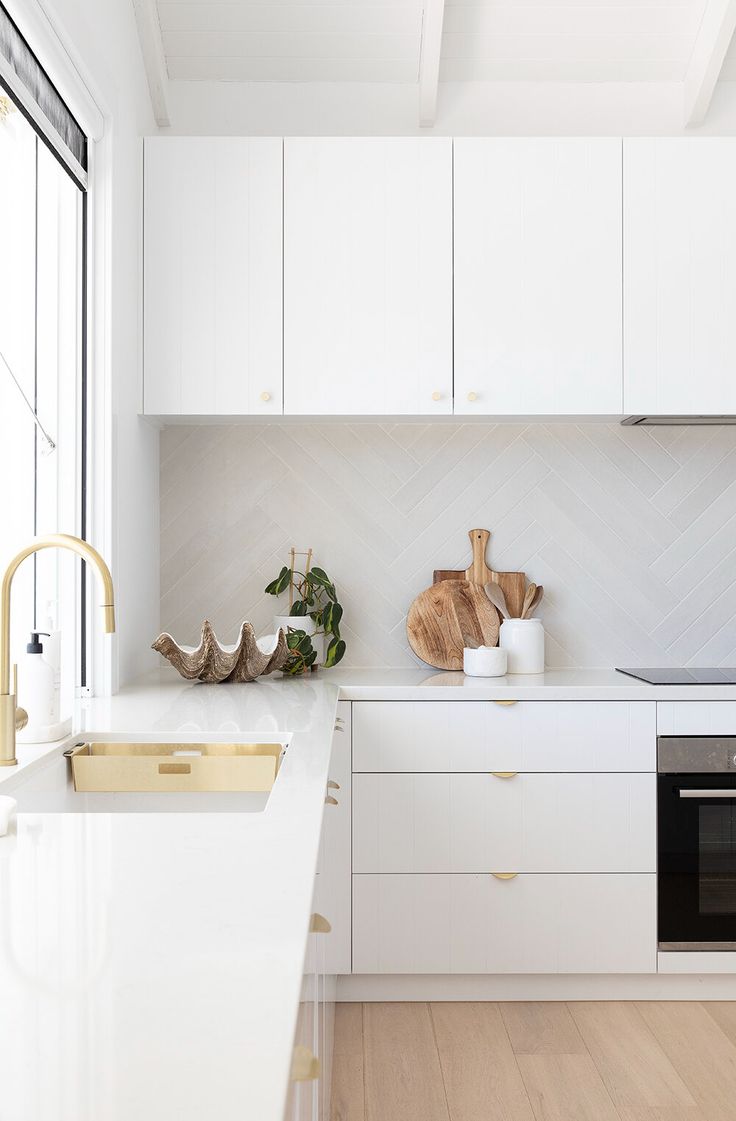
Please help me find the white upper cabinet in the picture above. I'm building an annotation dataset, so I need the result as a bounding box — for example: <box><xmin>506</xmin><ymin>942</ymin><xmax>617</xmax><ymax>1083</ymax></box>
<box><xmin>454</xmin><ymin>139</ymin><xmax>623</xmax><ymax>415</ymax></box>
<box><xmin>283</xmin><ymin>138</ymin><xmax>453</xmax><ymax>415</ymax></box>
<box><xmin>144</xmin><ymin>138</ymin><xmax>282</xmax><ymax>415</ymax></box>
<box><xmin>624</xmin><ymin>139</ymin><xmax>736</xmax><ymax>416</ymax></box>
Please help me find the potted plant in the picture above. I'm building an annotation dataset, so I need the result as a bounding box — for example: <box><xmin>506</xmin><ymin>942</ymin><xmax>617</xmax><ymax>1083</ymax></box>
<box><xmin>265</xmin><ymin>549</ymin><xmax>346</xmax><ymax>675</ymax></box>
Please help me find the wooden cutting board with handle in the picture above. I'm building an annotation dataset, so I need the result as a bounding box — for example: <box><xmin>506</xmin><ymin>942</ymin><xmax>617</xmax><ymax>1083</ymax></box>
<box><xmin>407</xmin><ymin>580</ymin><xmax>500</xmax><ymax>671</ymax></box>
<box><xmin>434</xmin><ymin>529</ymin><xmax>527</xmax><ymax>619</ymax></box>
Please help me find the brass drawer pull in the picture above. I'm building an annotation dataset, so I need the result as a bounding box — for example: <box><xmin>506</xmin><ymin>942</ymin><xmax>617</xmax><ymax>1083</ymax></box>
<box><xmin>334</xmin><ymin>725</ymin><xmax>344</xmax><ymax>733</ymax></box>
<box><xmin>493</xmin><ymin>700</ymin><xmax>518</xmax><ymax>706</ymax></box>
<box><xmin>158</xmin><ymin>763</ymin><xmax>191</xmax><ymax>775</ymax></box>
<box><xmin>291</xmin><ymin>1045</ymin><xmax>320</xmax><ymax>1082</ymax></box>
<box><xmin>325</xmin><ymin>794</ymin><xmax>338</xmax><ymax>806</ymax></box>
<box><xmin>492</xmin><ymin>872</ymin><xmax>518</xmax><ymax>880</ymax></box>
<box><xmin>327</xmin><ymin>780</ymin><xmax>340</xmax><ymax>790</ymax></box>
<box><xmin>490</xmin><ymin>771</ymin><xmax>518</xmax><ymax>779</ymax></box>
<box><xmin>310</xmin><ymin>912</ymin><xmax>332</xmax><ymax>934</ymax></box>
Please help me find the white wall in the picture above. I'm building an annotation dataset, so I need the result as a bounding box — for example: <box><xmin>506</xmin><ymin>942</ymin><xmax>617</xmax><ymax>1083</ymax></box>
<box><xmin>164</xmin><ymin>79</ymin><xmax>736</xmax><ymax>137</ymax></box>
<box><xmin>160</xmin><ymin>422</ymin><xmax>736</xmax><ymax>671</ymax></box>
<box><xmin>37</xmin><ymin>0</ymin><xmax>161</xmax><ymax>688</ymax></box>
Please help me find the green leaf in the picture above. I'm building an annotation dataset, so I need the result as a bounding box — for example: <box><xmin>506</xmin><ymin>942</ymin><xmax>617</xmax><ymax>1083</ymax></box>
<box><xmin>264</xmin><ymin>566</ymin><xmax>291</xmax><ymax>596</ymax></box>
<box><xmin>290</xmin><ymin>600</ymin><xmax>309</xmax><ymax>617</ymax></box>
<box><xmin>309</xmin><ymin>609</ymin><xmax>324</xmax><ymax>628</ymax></box>
<box><xmin>324</xmin><ymin>637</ymin><xmax>346</xmax><ymax>668</ymax></box>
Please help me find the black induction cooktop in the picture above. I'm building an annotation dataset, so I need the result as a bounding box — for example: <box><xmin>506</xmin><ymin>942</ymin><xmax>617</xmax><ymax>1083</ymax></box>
<box><xmin>616</xmin><ymin>667</ymin><xmax>736</xmax><ymax>685</ymax></box>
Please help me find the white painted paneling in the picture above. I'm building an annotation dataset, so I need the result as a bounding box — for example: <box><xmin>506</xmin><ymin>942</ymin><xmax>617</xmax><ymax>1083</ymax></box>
<box><xmin>144</xmin><ymin>137</ymin><xmax>282</xmax><ymax>415</ymax></box>
<box><xmin>316</xmin><ymin>702</ymin><xmax>352</xmax><ymax>974</ymax></box>
<box><xmin>352</xmin><ymin>702</ymin><xmax>656</xmax><ymax>772</ymax></box>
<box><xmin>353</xmin><ymin>873</ymin><xmax>657</xmax><ymax>973</ymax></box>
<box><xmin>454</xmin><ymin>139</ymin><xmax>623</xmax><ymax>415</ymax></box>
<box><xmin>352</xmin><ymin>772</ymin><xmax>656</xmax><ymax>873</ymax></box>
<box><xmin>283</xmin><ymin>138</ymin><xmax>452</xmax><ymax>415</ymax></box>
<box><xmin>157</xmin><ymin>0</ymin><xmax>423</xmax><ymax>82</ymax></box>
<box><xmin>624</xmin><ymin>139</ymin><xmax>736</xmax><ymax>415</ymax></box>
<box><xmin>441</xmin><ymin>0</ymin><xmax>705</xmax><ymax>82</ymax></box>
<box><xmin>658</xmin><ymin>701</ymin><xmax>736</xmax><ymax>735</ymax></box>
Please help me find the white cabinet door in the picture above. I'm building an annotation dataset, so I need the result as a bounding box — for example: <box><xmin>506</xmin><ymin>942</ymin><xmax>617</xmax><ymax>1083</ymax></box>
<box><xmin>317</xmin><ymin>701</ymin><xmax>351</xmax><ymax>974</ymax></box>
<box><xmin>352</xmin><ymin>701</ymin><xmax>656</xmax><ymax>773</ymax></box>
<box><xmin>144</xmin><ymin>137</ymin><xmax>282</xmax><ymax>415</ymax></box>
<box><xmin>353</xmin><ymin>772</ymin><xmax>656</xmax><ymax>874</ymax></box>
<box><xmin>624</xmin><ymin>139</ymin><xmax>736</xmax><ymax>416</ymax></box>
<box><xmin>454</xmin><ymin>139</ymin><xmax>623</xmax><ymax>415</ymax></box>
<box><xmin>353</xmin><ymin>873</ymin><xmax>656</xmax><ymax>974</ymax></box>
<box><xmin>283</xmin><ymin>138</ymin><xmax>453</xmax><ymax>415</ymax></box>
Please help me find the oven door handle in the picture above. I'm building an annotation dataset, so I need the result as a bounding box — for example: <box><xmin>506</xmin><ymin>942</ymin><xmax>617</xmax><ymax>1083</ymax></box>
<box><xmin>678</xmin><ymin>789</ymin><xmax>736</xmax><ymax>798</ymax></box>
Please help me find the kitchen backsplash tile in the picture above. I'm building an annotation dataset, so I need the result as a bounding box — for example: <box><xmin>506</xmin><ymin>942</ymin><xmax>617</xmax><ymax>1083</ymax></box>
<box><xmin>160</xmin><ymin>423</ymin><xmax>736</xmax><ymax>669</ymax></box>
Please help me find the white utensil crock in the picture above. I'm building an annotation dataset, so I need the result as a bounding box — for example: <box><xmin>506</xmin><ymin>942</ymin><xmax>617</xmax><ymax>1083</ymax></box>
<box><xmin>499</xmin><ymin>618</ymin><xmax>545</xmax><ymax>674</ymax></box>
<box><xmin>463</xmin><ymin>646</ymin><xmax>507</xmax><ymax>677</ymax></box>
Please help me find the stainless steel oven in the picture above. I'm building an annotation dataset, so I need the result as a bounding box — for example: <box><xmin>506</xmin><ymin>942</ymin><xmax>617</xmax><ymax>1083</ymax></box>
<box><xmin>658</xmin><ymin>736</ymin><xmax>736</xmax><ymax>950</ymax></box>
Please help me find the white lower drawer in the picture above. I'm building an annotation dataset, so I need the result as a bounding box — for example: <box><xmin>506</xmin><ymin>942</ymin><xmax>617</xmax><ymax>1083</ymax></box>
<box><xmin>352</xmin><ymin>873</ymin><xmax>656</xmax><ymax>974</ymax></box>
<box><xmin>353</xmin><ymin>772</ymin><xmax>655</xmax><ymax>873</ymax></box>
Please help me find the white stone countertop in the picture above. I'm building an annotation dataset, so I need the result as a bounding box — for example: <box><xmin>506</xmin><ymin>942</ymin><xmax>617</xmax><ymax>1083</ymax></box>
<box><xmin>2</xmin><ymin>663</ymin><xmax>735</xmax><ymax>1121</ymax></box>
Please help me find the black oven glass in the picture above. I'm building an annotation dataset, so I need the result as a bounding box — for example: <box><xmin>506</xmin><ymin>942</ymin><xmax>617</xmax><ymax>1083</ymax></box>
<box><xmin>658</xmin><ymin>772</ymin><xmax>736</xmax><ymax>945</ymax></box>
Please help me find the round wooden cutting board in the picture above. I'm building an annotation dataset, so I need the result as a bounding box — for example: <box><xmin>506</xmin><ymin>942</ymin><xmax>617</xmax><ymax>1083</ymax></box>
<box><xmin>407</xmin><ymin>580</ymin><xmax>500</xmax><ymax>671</ymax></box>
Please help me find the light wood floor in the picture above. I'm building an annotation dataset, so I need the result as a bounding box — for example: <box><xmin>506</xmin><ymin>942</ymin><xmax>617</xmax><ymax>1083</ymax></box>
<box><xmin>330</xmin><ymin>1001</ymin><xmax>736</xmax><ymax>1121</ymax></box>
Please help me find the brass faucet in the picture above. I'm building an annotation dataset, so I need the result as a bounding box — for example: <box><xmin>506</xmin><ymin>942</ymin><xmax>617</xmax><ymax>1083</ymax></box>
<box><xmin>0</xmin><ymin>534</ymin><xmax>116</xmax><ymax>766</ymax></box>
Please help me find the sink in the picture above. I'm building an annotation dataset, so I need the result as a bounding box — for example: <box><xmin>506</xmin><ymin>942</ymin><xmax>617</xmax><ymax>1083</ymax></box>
<box><xmin>4</xmin><ymin>734</ymin><xmax>289</xmax><ymax>814</ymax></box>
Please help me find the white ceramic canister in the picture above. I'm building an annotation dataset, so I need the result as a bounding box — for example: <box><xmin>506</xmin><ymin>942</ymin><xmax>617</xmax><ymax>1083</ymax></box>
<box><xmin>463</xmin><ymin>645</ymin><xmax>508</xmax><ymax>678</ymax></box>
<box><xmin>498</xmin><ymin>618</ymin><xmax>545</xmax><ymax>674</ymax></box>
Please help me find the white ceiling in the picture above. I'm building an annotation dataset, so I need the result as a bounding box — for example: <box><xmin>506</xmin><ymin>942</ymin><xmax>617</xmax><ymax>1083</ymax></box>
<box><xmin>155</xmin><ymin>0</ymin><xmax>732</xmax><ymax>85</ymax></box>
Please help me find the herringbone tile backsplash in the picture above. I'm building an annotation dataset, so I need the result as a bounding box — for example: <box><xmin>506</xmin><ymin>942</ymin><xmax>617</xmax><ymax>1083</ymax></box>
<box><xmin>160</xmin><ymin>423</ymin><xmax>736</xmax><ymax>668</ymax></box>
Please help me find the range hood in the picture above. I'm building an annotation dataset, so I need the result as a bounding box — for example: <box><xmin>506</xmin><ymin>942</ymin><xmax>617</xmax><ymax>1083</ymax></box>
<box><xmin>622</xmin><ymin>416</ymin><xmax>736</xmax><ymax>426</ymax></box>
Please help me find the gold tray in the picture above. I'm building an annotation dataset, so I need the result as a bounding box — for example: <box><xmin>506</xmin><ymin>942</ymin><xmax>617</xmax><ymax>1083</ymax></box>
<box><xmin>67</xmin><ymin>741</ymin><xmax>284</xmax><ymax>793</ymax></box>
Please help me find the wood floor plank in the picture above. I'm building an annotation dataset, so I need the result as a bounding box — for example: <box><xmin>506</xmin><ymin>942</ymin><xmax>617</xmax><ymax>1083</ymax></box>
<box><xmin>703</xmin><ymin>1001</ymin><xmax>736</xmax><ymax>1047</ymax></box>
<box><xmin>517</xmin><ymin>1053</ymin><xmax>621</xmax><ymax>1121</ymax></box>
<box><xmin>431</xmin><ymin>1002</ymin><xmax>535</xmax><ymax>1121</ymax></box>
<box><xmin>501</xmin><ymin>1002</ymin><xmax>587</xmax><ymax>1055</ymax></box>
<box><xmin>569</xmin><ymin>1002</ymin><xmax>698</xmax><ymax>1116</ymax></box>
<box><xmin>363</xmin><ymin>1002</ymin><xmax>450</xmax><ymax>1121</ymax></box>
<box><xmin>637</xmin><ymin>1001</ymin><xmax>736</xmax><ymax>1121</ymax></box>
<box><xmin>331</xmin><ymin>1003</ymin><xmax>364</xmax><ymax>1121</ymax></box>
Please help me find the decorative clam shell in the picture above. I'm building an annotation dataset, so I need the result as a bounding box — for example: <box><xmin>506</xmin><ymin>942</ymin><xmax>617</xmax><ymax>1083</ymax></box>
<box><xmin>152</xmin><ymin>620</ymin><xmax>289</xmax><ymax>683</ymax></box>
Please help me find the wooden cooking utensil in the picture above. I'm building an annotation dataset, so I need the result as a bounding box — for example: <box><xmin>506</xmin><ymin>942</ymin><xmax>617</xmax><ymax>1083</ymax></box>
<box><xmin>407</xmin><ymin>580</ymin><xmax>500</xmax><ymax>671</ymax></box>
<box><xmin>483</xmin><ymin>581</ymin><xmax>510</xmax><ymax>620</ymax></box>
<box><xmin>433</xmin><ymin>529</ymin><xmax>527</xmax><ymax>619</ymax></box>
<box><xmin>520</xmin><ymin>582</ymin><xmax>537</xmax><ymax>620</ymax></box>
<box><xmin>522</xmin><ymin>584</ymin><xmax>544</xmax><ymax>618</ymax></box>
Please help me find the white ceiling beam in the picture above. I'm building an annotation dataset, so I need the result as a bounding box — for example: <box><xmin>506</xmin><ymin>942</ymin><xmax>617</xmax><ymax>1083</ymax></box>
<box><xmin>418</xmin><ymin>0</ymin><xmax>446</xmax><ymax>128</ymax></box>
<box><xmin>132</xmin><ymin>0</ymin><xmax>171</xmax><ymax>128</ymax></box>
<box><xmin>684</xmin><ymin>0</ymin><xmax>736</xmax><ymax>126</ymax></box>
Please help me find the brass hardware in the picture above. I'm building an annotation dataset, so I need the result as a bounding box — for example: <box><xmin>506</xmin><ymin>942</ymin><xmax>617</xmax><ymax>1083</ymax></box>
<box><xmin>334</xmin><ymin>725</ymin><xmax>344</xmax><ymax>733</ymax></box>
<box><xmin>68</xmin><ymin>741</ymin><xmax>284</xmax><ymax>792</ymax></box>
<box><xmin>490</xmin><ymin>771</ymin><xmax>518</xmax><ymax>779</ymax></box>
<box><xmin>310</xmin><ymin>912</ymin><xmax>332</xmax><ymax>934</ymax></box>
<box><xmin>325</xmin><ymin>794</ymin><xmax>338</xmax><ymax>806</ymax></box>
<box><xmin>0</xmin><ymin>535</ymin><xmax>115</xmax><ymax>767</ymax></box>
<box><xmin>432</xmin><ymin>391</ymin><xmax>441</xmax><ymax>401</ymax></box>
<box><xmin>260</xmin><ymin>391</ymin><xmax>271</xmax><ymax>402</ymax></box>
<box><xmin>327</xmin><ymin>780</ymin><xmax>340</xmax><ymax>790</ymax></box>
<box><xmin>493</xmin><ymin>700</ymin><xmax>518</xmax><ymax>706</ymax></box>
<box><xmin>492</xmin><ymin>872</ymin><xmax>518</xmax><ymax>880</ymax></box>
<box><xmin>335</xmin><ymin>717</ymin><xmax>345</xmax><ymax>723</ymax></box>
<box><xmin>467</xmin><ymin>391</ymin><xmax>477</xmax><ymax>402</ymax></box>
<box><xmin>291</xmin><ymin>1045</ymin><xmax>320</xmax><ymax>1082</ymax></box>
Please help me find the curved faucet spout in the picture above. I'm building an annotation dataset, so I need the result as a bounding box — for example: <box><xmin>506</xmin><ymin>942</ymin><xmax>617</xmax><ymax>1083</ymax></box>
<box><xmin>0</xmin><ymin>534</ymin><xmax>116</xmax><ymax>765</ymax></box>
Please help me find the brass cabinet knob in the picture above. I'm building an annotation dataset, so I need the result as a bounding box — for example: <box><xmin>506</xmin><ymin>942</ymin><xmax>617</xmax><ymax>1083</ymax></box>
<box><xmin>15</xmin><ymin>706</ymin><xmax>28</xmax><ymax>732</ymax></box>
<box><xmin>493</xmin><ymin>700</ymin><xmax>518</xmax><ymax>706</ymax></box>
<box><xmin>432</xmin><ymin>391</ymin><xmax>441</xmax><ymax>401</ymax></box>
<box><xmin>334</xmin><ymin>724</ymin><xmax>344</xmax><ymax>733</ymax></box>
<box><xmin>310</xmin><ymin>912</ymin><xmax>332</xmax><ymax>934</ymax></box>
<box><xmin>467</xmin><ymin>391</ymin><xmax>477</xmax><ymax>402</ymax></box>
<box><xmin>492</xmin><ymin>872</ymin><xmax>518</xmax><ymax>880</ymax></box>
<box><xmin>327</xmin><ymin>780</ymin><xmax>340</xmax><ymax>790</ymax></box>
<box><xmin>291</xmin><ymin>1045</ymin><xmax>320</xmax><ymax>1082</ymax></box>
<box><xmin>490</xmin><ymin>771</ymin><xmax>518</xmax><ymax>779</ymax></box>
<box><xmin>260</xmin><ymin>391</ymin><xmax>271</xmax><ymax>402</ymax></box>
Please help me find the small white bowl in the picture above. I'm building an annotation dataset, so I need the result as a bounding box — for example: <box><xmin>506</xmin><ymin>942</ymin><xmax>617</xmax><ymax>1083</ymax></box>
<box><xmin>463</xmin><ymin>646</ymin><xmax>508</xmax><ymax>677</ymax></box>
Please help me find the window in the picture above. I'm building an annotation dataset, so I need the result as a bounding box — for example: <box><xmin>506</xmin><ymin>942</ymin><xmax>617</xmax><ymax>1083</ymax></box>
<box><xmin>0</xmin><ymin>12</ymin><xmax>87</xmax><ymax>715</ymax></box>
